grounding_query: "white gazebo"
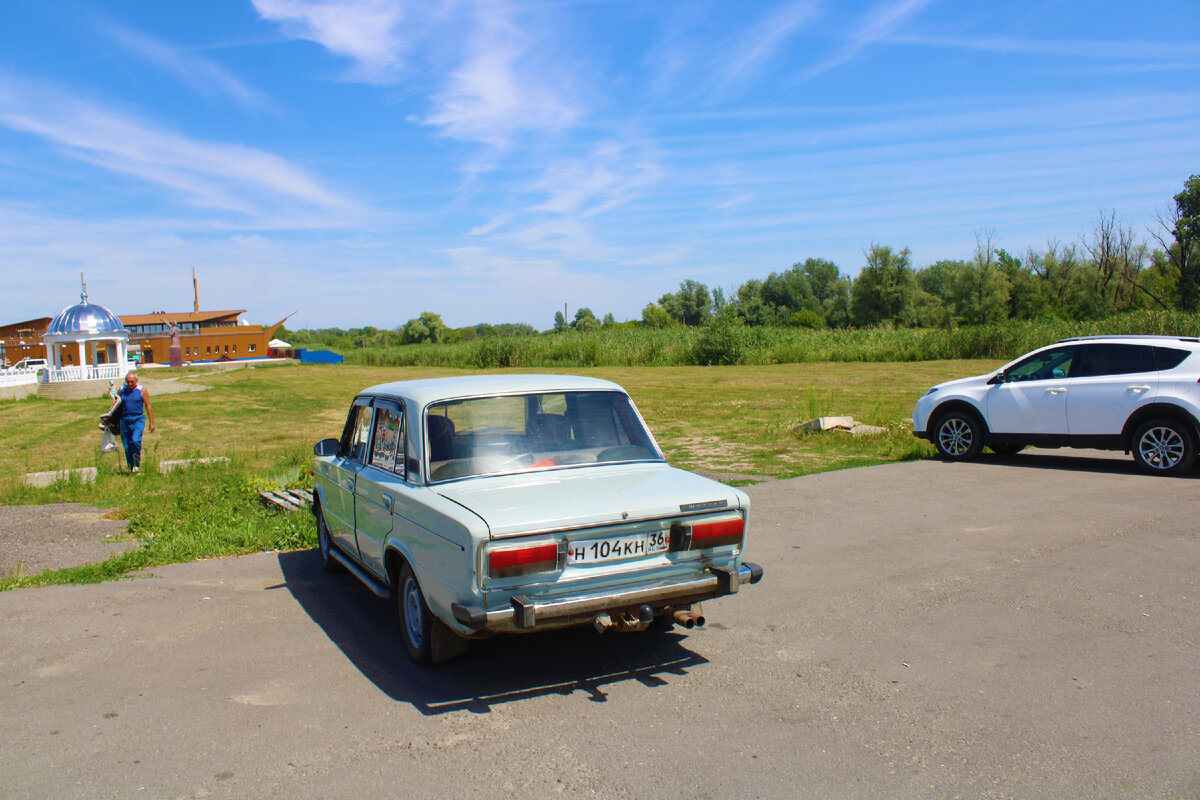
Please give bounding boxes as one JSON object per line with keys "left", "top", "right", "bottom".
{"left": 42, "top": 285, "right": 130, "bottom": 385}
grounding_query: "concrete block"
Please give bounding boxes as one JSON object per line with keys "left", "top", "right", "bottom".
{"left": 158, "top": 457, "right": 231, "bottom": 474}
{"left": 799, "top": 416, "right": 856, "bottom": 433}
{"left": 22, "top": 468, "right": 98, "bottom": 487}
{"left": 850, "top": 424, "right": 889, "bottom": 436}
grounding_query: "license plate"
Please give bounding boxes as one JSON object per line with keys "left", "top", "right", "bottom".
{"left": 566, "top": 531, "right": 669, "bottom": 564}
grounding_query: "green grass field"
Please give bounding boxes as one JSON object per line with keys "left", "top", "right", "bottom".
{"left": 0, "top": 359, "right": 1001, "bottom": 589}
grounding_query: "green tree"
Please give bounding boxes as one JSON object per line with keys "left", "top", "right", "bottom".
{"left": 1152, "top": 174, "right": 1200, "bottom": 310}
{"left": 553, "top": 311, "right": 568, "bottom": 332}
{"left": 851, "top": 245, "right": 918, "bottom": 327}
{"left": 640, "top": 303, "right": 675, "bottom": 328}
{"left": 571, "top": 307, "right": 600, "bottom": 332}
{"left": 801, "top": 258, "right": 842, "bottom": 308}
{"left": 658, "top": 280, "right": 713, "bottom": 326}
{"left": 601, "top": 312, "right": 616, "bottom": 326}
{"left": 949, "top": 235, "right": 1011, "bottom": 325}
{"left": 419, "top": 312, "right": 447, "bottom": 343}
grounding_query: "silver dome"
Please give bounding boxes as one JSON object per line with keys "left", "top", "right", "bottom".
{"left": 47, "top": 299, "right": 127, "bottom": 336}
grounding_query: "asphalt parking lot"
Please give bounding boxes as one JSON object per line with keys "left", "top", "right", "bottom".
{"left": 2, "top": 449, "right": 1198, "bottom": 799}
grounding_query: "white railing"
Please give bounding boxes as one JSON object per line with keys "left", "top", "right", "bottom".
{"left": 0, "top": 367, "right": 41, "bottom": 387}
{"left": 43, "top": 364, "right": 125, "bottom": 383}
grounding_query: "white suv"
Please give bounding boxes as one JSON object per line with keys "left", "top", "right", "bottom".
{"left": 913, "top": 336, "right": 1200, "bottom": 475}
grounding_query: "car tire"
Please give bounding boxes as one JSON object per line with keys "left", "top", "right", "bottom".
{"left": 932, "top": 410, "right": 984, "bottom": 461}
{"left": 315, "top": 506, "right": 343, "bottom": 574}
{"left": 397, "top": 563, "right": 435, "bottom": 666}
{"left": 987, "top": 443, "right": 1026, "bottom": 456}
{"left": 1131, "top": 418, "right": 1197, "bottom": 476}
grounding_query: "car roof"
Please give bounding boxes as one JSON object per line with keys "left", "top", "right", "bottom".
{"left": 1057, "top": 335, "right": 1200, "bottom": 345}
{"left": 358, "top": 373, "right": 626, "bottom": 407}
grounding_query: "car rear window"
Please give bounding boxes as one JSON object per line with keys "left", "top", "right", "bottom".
{"left": 426, "top": 391, "right": 661, "bottom": 482}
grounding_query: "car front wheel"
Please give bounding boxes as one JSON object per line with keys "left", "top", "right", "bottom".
{"left": 933, "top": 411, "right": 984, "bottom": 461}
{"left": 316, "top": 507, "right": 343, "bottom": 574}
{"left": 1131, "top": 418, "right": 1197, "bottom": 476}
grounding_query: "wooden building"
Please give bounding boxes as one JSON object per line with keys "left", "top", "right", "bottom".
{"left": 0, "top": 317, "right": 52, "bottom": 368}
{"left": 3, "top": 272, "right": 292, "bottom": 367}
{"left": 120, "top": 309, "right": 291, "bottom": 364}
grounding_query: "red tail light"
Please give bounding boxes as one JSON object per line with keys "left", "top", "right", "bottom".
{"left": 691, "top": 518, "right": 745, "bottom": 548}
{"left": 672, "top": 518, "right": 744, "bottom": 550}
{"left": 488, "top": 542, "right": 559, "bottom": 579}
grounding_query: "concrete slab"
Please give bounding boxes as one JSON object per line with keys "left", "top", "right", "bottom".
{"left": 20, "top": 467, "right": 98, "bottom": 487}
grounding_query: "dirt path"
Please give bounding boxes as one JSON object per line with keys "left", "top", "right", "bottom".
{"left": 0, "top": 503, "right": 136, "bottom": 576}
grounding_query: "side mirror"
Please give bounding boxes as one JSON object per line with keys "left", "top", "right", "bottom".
{"left": 313, "top": 438, "right": 340, "bottom": 457}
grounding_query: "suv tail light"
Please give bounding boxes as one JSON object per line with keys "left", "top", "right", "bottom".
{"left": 488, "top": 542, "right": 559, "bottom": 579}
{"left": 671, "top": 518, "right": 744, "bottom": 550}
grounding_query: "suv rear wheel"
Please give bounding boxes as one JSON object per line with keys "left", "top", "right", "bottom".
{"left": 933, "top": 410, "right": 984, "bottom": 461}
{"left": 1131, "top": 418, "right": 1197, "bottom": 476}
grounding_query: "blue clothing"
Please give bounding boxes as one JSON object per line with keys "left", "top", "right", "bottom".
{"left": 119, "top": 385, "right": 145, "bottom": 417}
{"left": 120, "top": 414, "right": 145, "bottom": 469}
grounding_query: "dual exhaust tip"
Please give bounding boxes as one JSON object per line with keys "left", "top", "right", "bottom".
{"left": 590, "top": 605, "right": 705, "bottom": 633}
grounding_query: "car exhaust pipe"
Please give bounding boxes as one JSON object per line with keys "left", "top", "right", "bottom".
{"left": 673, "top": 610, "right": 705, "bottom": 628}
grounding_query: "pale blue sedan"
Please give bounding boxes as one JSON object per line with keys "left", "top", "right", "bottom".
{"left": 312, "top": 374, "right": 763, "bottom": 665}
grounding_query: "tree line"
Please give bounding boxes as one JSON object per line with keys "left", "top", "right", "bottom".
{"left": 286, "top": 174, "right": 1199, "bottom": 350}
{"left": 643, "top": 175, "right": 1199, "bottom": 331}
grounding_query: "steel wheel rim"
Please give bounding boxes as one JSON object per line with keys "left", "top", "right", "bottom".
{"left": 1139, "top": 426, "right": 1185, "bottom": 470}
{"left": 318, "top": 517, "right": 330, "bottom": 559}
{"left": 938, "top": 417, "right": 973, "bottom": 456}
{"left": 403, "top": 577, "right": 424, "bottom": 648}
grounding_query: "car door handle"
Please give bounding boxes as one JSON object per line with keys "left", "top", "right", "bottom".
{"left": 344, "top": 479, "right": 354, "bottom": 490}
{"left": 381, "top": 494, "right": 393, "bottom": 511}
{"left": 1045, "top": 387, "right": 1067, "bottom": 395}
{"left": 1127, "top": 385, "right": 1152, "bottom": 392}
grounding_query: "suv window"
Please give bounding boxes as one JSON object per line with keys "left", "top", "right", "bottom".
{"left": 1005, "top": 346, "right": 1078, "bottom": 382}
{"left": 1073, "top": 344, "right": 1156, "bottom": 377}
{"left": 1152, "top": 347, "right": 1191, "bottom": 371}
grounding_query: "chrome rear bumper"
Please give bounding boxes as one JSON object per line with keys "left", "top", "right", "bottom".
{"left": 452, "top": 562, "right": 764, "bottom": 632}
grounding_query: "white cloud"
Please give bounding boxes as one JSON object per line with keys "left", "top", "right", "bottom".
{"left": 716, "top": 0, "right": 821, "bottom": 89}
{"left": 801, "top": 0, "right": 936, "bottom": 80}
{"left": 104, "top": 23, "right": 272, "bottom": 109}
{"left": 421, "top": 8, "right": 581, "bottom": 147}
{"left": 252, "top": 0, "right": 410, "bottom": 82}
{"left": 0, "top": 74, "right": 355, "bottom": 217}
{"left": 890, "top": 35, "right": 1200, "bottom": 62}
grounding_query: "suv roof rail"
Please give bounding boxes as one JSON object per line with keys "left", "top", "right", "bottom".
{"left": 1057, "top": 334, "right": 1200, "bottom": 343}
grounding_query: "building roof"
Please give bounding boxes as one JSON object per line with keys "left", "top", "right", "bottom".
{"left": 47, "top": 300, "right": 127, "bottom": 337}
{"left": 120, "top": 310, "right": 246, "bottom": 326}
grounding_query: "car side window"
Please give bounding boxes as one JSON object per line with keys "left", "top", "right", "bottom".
{"left": 1152, "top": 347, "right": 1190, "bottom": 371}
{"left": 348, "top": 405, "right": 374, "bottom": 463}
{"left": 1005, "top": 347, "right": 1077, "bottom": 382}
{"left": 1074, "top": 344, "right": 1156, "bottom": 377}
{"left": 369, "top": 401, "right": 404, "bottom": 475}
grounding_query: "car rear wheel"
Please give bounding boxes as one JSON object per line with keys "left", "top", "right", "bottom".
{"left": 397, "top": 564, "right": 435, "bottom": 665}
{"left": 316, "top": 507, "right": 343, "bottom": 574}
{"left": 933, "top": 410, "right": 984, "bottom": 461}
{"left": 1131, "top": 418, "right": 1197, "bottom": 476}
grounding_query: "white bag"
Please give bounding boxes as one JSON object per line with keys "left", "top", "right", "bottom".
{"left": 100, "top": 428, "right": 118, "bottom": 454}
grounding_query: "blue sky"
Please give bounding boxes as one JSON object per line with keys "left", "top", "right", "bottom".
{"left": 1, "top": 0, "right": 1197, "bottom": 330}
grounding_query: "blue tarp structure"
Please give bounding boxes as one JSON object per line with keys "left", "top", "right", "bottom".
{"left": 296, "top": 349, "right": 344, "bottom": 365}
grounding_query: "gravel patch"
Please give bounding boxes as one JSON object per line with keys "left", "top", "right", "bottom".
{"left": 0, "top": 503, "right": 137, "bottom": 577}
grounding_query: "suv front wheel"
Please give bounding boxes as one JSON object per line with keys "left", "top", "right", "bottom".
{"left": 933, "top": 410, "right": 984, "bottom": 461}
{"left": 1131, "top": 418, "right": 1197, "bottom": 476}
